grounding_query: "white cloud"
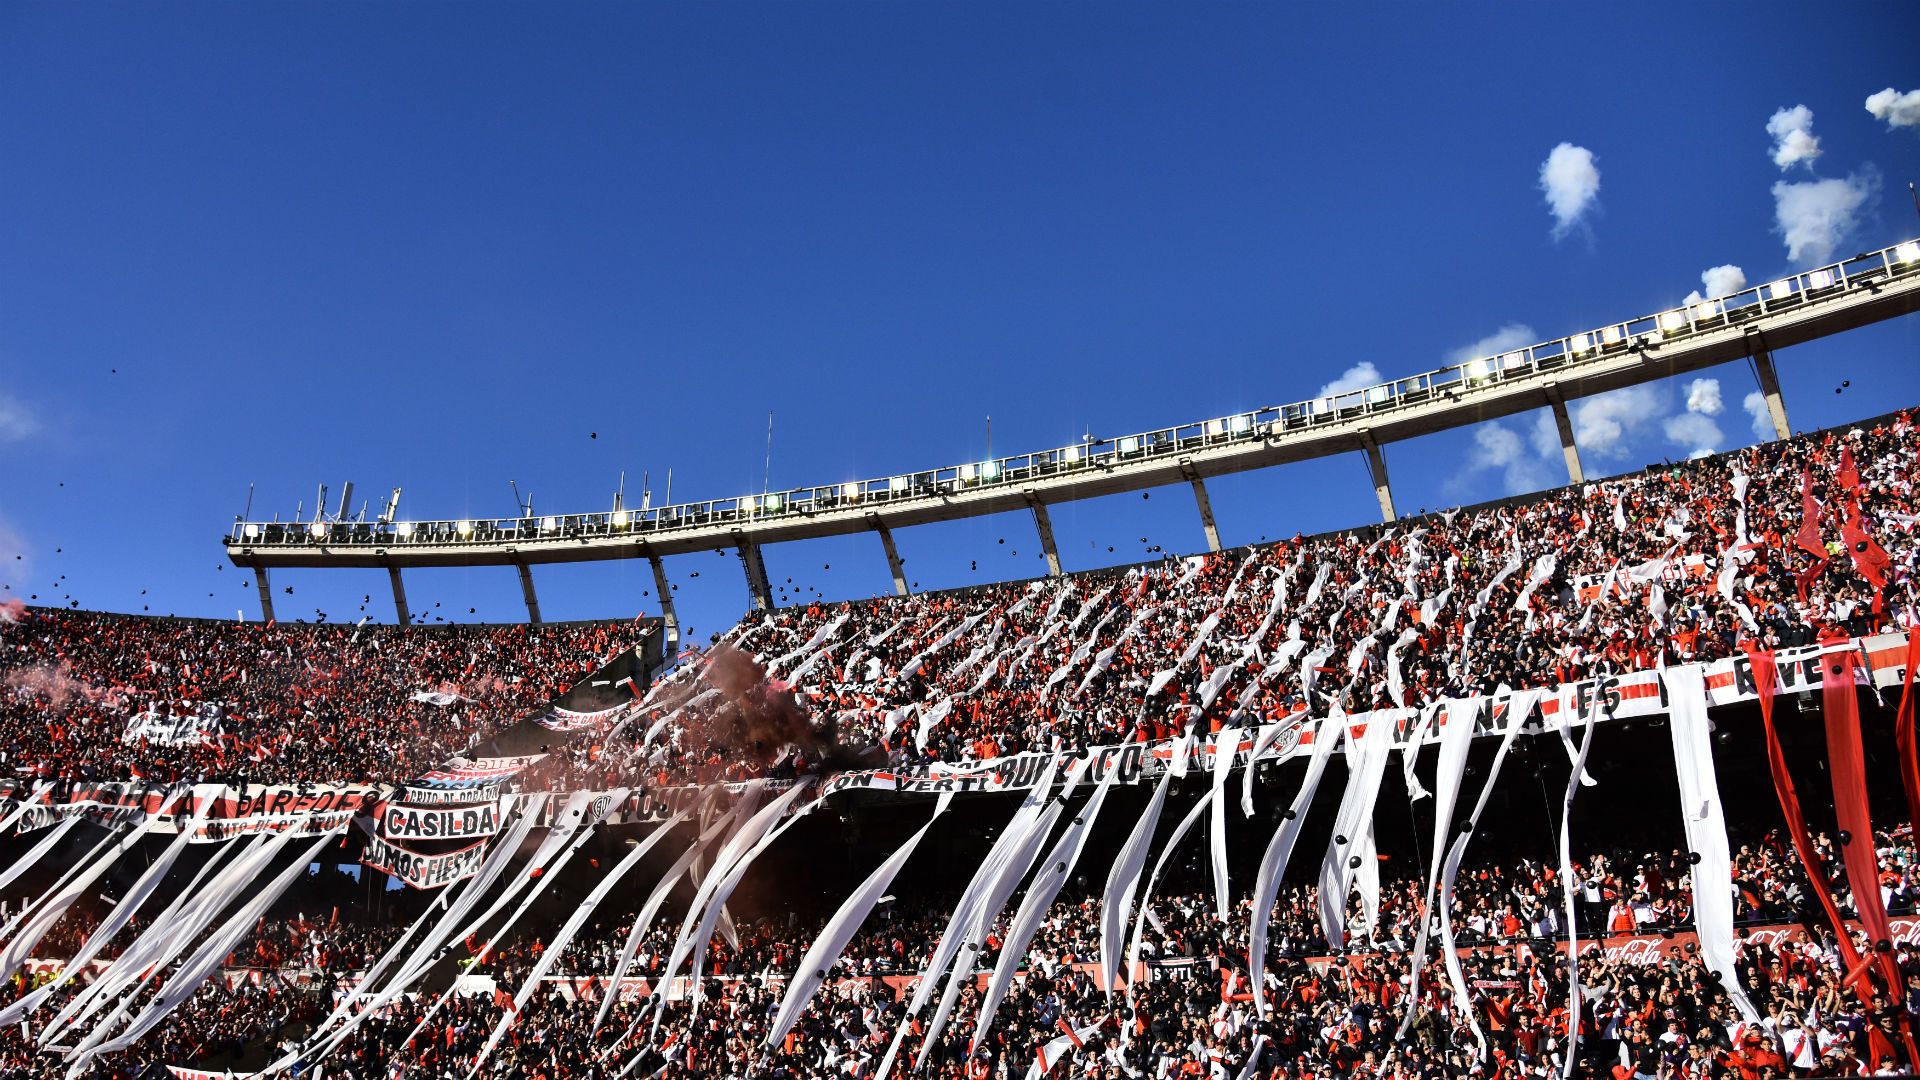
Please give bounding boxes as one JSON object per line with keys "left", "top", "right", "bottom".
{"left": 1700, "top": 265, "right": 1747, "bottom": 299}
{"left": 0, "top": 393, "right": 35, "bottom": 443}
{"left": 1663, "top": 412, "right": 1723, "bottom": 458}
{"left": 1742, "top": 390, "right": 1777, "bottom": 440}
{"left": 1865, "top": 87, "right": 1920, "bottom": 129}
{"left": 1315, "top": 361, "right": 1382, "bottom": 398}
{"left": 1445, "top": 323, "right": 1537, "bottom": 365}
{"left": 1569, "top": 385, "right": 1662, "bottom": 461}
{"left": 1766, "top": 105, "right": 1822, "bottom": 170}
{"left": 1539, "top": 143, "right": 1600, "bottom": 238}
{"left": 1772, "top": 170, "right": 1878, "bottom": 264}
{"left": 1467, "top": 421, "right": 1552, "bottom": 496}
{"left": 1684, "top": 377, "right": 1724, "bottom": 417}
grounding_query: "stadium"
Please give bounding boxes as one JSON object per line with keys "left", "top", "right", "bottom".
{"left": 6, "top": 8, "right": 1920, "bottom": 1080}
{"left": 3, "top": 231, "right": 1919, "bottom": 1078}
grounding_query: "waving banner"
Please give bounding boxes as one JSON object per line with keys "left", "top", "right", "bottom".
{"left": 122, "top": 705, "right": 224, "bottom": 747}
{"left": 380, "top": 802, "right": 503, "bottom": 841}
{"left": 360, "top": 835, "right": 489, "bottom": 890}
{"left": 398, "top": 782, "right": 503, "bottom": 807}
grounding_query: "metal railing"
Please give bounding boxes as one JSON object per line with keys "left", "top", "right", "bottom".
{"left": 227, "top": 237, "right": 1920, "bottom": 554}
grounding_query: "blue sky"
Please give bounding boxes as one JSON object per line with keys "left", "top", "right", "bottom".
{"left": 2, "top": 3, "right": 1918, "bottom": 643}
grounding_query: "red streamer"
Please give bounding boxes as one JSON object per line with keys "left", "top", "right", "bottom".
{"left": 1819, "top": 644, "right": 1904, "bottom": 1003}
{"left": 1741, "top": 646, "right": 1863, "bottom": 981}
{"left": 1899, "top": 628, "right": 1920, "bottom": 838}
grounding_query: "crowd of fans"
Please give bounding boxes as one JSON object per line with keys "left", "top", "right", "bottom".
{"left": 0, "top": 818, "right": 1912, "bottom": 1068}
{"left": 3, "top": 819, "right": 1917, "bottom": 1077}
{"left": 0, "top": 613, "right": 639, "bottom": 786}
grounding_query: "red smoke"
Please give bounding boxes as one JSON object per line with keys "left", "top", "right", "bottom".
{"left": 5, "top": 662, "right": 115, "bottom": 710}
{"left": 683, "top": 645, "right": 866, "bottom": 774}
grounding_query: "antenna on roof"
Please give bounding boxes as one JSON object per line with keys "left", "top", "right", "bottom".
{"left": 510, "top": 480, "right": 533, "bottom": 518}
{"left": 335, "top": 482, "right": 354, "bottom": 522}
{"left": 380, "top": 488, "right": 402, "bottom": 525}
{"left": 641, "top": 471, "right": 651, "bottom": 511}
{"left": 313, "top": 485, "right": 327, "bottom": 523}
{"left": 242, "top": 483, "right": 254, "bottom": 521}
{"left": 613, "top": 472, "right": 625, "bottom": 512}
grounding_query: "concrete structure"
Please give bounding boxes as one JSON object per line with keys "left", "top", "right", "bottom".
{"left": 225, "top": 238, "right": 1920, "bottom": 617}
{"left": 516, "top": 563, "right": 542, "bottom": 624}
{"left": 1543, "top": 382, "right": 1585, "bottom": 484}
{"left": 388, "top": 566, "right": 410, "bottom": 625}
{"left": 870, "top": 517, "right": 909, "bottom": 596}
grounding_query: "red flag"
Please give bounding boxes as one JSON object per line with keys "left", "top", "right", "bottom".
{"left": 1841, "top": 505, "right": 1892, "bottom": 589}
{"left": 1837, "top": 445, "right": 1862, "bottom": 493}
{"left": 1796, "top": 470, "right": 1828, "bottom": 560}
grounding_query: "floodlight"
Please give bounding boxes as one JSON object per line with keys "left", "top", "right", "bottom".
{"left": 456, "top": 520, "right": 473, "bottom": 537}
{"left": 959, "top": 464, "right": 976, "bottom": 482}
{"left": 1061, "top": 444, "right": 1081, "bottom": 463}
{"left": 1365, "top": 385, "right": 1389, "bottom": 405}
{"left": 1768, "top": 279, "right": 1795, "bottom": 300}
{"left": 244, "top": 524, "right": 260, "bottom": 539}
{"left": 1118, "top": 436, "right": 1139, "bottom": 453}
{"left": 1568, "top": 332, "right": 1591, "bottom": 353}
{"left": 1465, "top": 359, "right": 1489, "bottom": 381}
{"left": 310, "top": 521, "right": 328, "bottom": 539}
{"left": 1600, "top": 327, "right": 1621, "bottom": 345}
{"left": 1230, "top": 414, "right": 1253, "bottom": 434}
{"left": 541, "top": 517, "right": 557, "bottom": 533}
{"left": 841, "top": 482, "right": 861, "bottom": 500}
{"left": 611, "top": 511, "right": 629, "bottom": 528}
{"left": 1895, "top": 242, "right": 1920, "bottom": 265}
{"left": 889, "top": 476, "right": 908, "bottom": 493}
{"left": 1807, "top": 269, "right": 1834, "bottom": 289}
{"left": 763, "top": 494, "right": 783, "bottom": 511}
{"left": 397, "top": 522, "right": 414, "bottom": 538}
{"left": 1658, "top": 310, "right": 1687, "bottom": 333}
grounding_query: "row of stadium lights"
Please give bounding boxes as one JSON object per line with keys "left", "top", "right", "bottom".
{"left": 238, "top": 241, "right": 1920, "bottom": 547}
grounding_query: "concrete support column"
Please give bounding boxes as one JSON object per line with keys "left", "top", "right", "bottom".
{"left": 254, "top": 567, "right": 276, "bottom": 623}
{"left": 1025, "top": 493, "right": 1063, "bottom": 578}
{"left": 516, "top": 563, "right": 543, "bottom": 624}
{"left": 870, "top": 518, "right": 909, "bottom": 596}
{"left": 1544, "top": 383, "right": 1585, "bottom": 484}
{"left": 1359, "top": 431, "right": 1396, "bottom": 522}
{"left": 735, "top": 536, "right": 773, "bottom": 611}
{"left": 649, "top": 555, "right": 680, "bottom": 658}
{"left": 387, "top": 566, "right": 411, "bottom": 625}
{"left": 1751, "top": 345, "right": 1791, "bottom": 440}
{"left": 1179, "top": 459, "right": 1221, "bottom": 553}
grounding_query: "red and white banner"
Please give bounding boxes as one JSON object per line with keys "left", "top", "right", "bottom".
{"left": 360, "top": 834, "right": 488, "bottom": 889}
{"left": 379, "top": 801, "right": 503, "bottom": 841}
{"left": 397, "top": 781, "right": 504, "bottom": 807}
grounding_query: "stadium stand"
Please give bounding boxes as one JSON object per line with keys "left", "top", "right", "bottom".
{"left": 597, "top": 410, "right": 1916, "bottom": 789}
{"left": 0, "top": 616, "right": 643, "bottom": 786}
{"left": 0, "top": 410, "right": 1917, "bottom": 1079}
